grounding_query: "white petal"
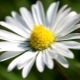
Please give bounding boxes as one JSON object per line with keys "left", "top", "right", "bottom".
{"left": 43, "top": 50, "right": 54, "bottom": 69}
{"left": 7, "top": 50, "right": 34, "bottom": 72}
{"left": 7, "top": 51, "right": 32, "bottom": 72}
{"left": 36, "top": 1, "right": 45, "bottom": 25}
{"left": 0, "top": 22, "right": 29, "bottom": 38}
{"left": 17, "top": 59, "right": 31, "bottom": 70}
{"left": 0, "top": 36, "right": 24, "bottom": 43}
{"left": 31, "top": 5, "right": 39, "bottom": 25}
{"left": 5, "top": 16, "right": 30, "bottom": 34}
{"left": 46, "top": 2, "right": 56, "bottom": 27}
{"left": 56, "top": 5, "right": 68, "bottom": 18}
{"left": 57, "top": 33, "right": 80, "bottom": 41}
{"left": 55, "top": 11, "right": 77, "bottom": 30}
{"left": 56, "top": 14, "right": 80, "bottom": 36}
{"left": 5, "top": 15, "right": 30, "bottom": 34}
{"left": 11, "top": 11, "right": 31, "bottom": 33}
{"left": 61, "top": 24, "right": 80, "bottom": 36}
{"left": 55, "top": 54, "right": 69, "bottom": 68}
{"left": 0, "top": 30, "right": 26, "bottom": 41}
{"left": 5, "top": 16, "right": 19, "bottom": 26}
{"left": 46, "top": 48, "right": 57, "bottom": 59}
{"left": 19, "top": 51, "right": 38, "bottom": 63}
{"left": 53, "top": 11, "right": 77, "bottom": 35}
{"left": 20, "top": 7, "right": 34, "bottom": 30}
{"left": 7, "top": 57, "right": 21, "bottom": 72}
{"left": 0, "top": 51, "right": 22, "bottom": 62}
{"left": 36, "top": 52, "right": 44, "bottom": 72}
{"left": 22, "top": 58, "right": 35, "bottom": 78}
{"left": 52, "top": 43, "right": 74, "bottom": 58}
{"left": 52, "top": 8, "right": 71, "bottom": 31}
{"left": 60, "top": 41, "right": 80, "bottom": 49}
{"left": 17, "top": 51, "right": 38, "bottom": 69}
{"left": 0, "top": 42, "right": 28, "bottom": 51}
{"left": 46, "top": 2, "right": 59, "bottom": 28}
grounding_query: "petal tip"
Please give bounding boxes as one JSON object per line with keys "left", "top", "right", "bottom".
{"left": 69, "top": 53, "right": 74, "bottom": 59}
{"left": 64, "top": 64, "right": 69, "bottom": 68}
{"left": 7, "top": 67, "right": 12, "bottom": 72}
{"left": 48, "top": 66, "right": 53, "bottom": 69}
{"left": 0, "top": 21, "right": 3, "bottom": 24}
{"left": 11, "top": 11, "right": 16, "bottom": 15}
{"left": 39, "top": 68, "right": 44, "bottom": 72}
{"left": 36, "top": 0, "right": 41, "bottom": 3}
{"left": 22, "top": 70, "right": 29, "bottom": 79}
{"left": 22, "top": 74, "right": 27, "bottom": 79}
{"left": 20, "top": 7, "right": 25, "bottom": 11}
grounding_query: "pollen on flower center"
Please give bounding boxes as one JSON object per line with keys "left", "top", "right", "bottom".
{"left": 30, "top": 25, "right": 55, "bottom": 50}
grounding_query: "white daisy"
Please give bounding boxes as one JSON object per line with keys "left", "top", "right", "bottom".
{"left": 0, "top": 1, "right": 80, "bottom": 78}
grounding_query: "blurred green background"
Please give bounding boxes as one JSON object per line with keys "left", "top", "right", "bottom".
{"left": 0, "top": 0, "right": 80, "bottom": 80}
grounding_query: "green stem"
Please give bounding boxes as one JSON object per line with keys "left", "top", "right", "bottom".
{"left": 54, "top": 60, "right": 69, "bottom": 80}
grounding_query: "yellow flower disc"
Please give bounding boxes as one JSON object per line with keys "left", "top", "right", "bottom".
{"left": 30, "top": 25, "right": 55, "bottom": 50}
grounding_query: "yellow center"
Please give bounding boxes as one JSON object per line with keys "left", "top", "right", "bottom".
{"left": 30, "top": 25, "right": 55, "bottom": 50}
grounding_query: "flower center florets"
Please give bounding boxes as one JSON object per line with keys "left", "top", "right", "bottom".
{"left": 30, "top": 25, "right": 55, "bottom": 50}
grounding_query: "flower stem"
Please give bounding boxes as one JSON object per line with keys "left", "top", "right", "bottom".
{"left": 54, "top": 60, "right": 69, "bottom": 80}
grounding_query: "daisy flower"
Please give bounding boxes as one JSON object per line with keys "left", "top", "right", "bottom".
{"left": 0, "top": 1, "right": 80, "bottom": 78}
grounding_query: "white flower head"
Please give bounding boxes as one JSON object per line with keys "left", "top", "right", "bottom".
{"left": 0, "top": 1, "right": 80, "bottom": 78}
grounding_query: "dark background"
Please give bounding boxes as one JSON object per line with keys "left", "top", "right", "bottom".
{"left": 0, "top": 0, "right": 80, "bottom": 80}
